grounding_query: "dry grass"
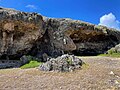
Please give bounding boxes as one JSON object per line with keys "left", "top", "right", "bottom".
{"left": 0, "top": 56, "right": 120, "bottom": 90}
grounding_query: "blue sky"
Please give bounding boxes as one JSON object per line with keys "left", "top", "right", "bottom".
{"left": 0, "top": 0, "right": 120, "bottom": 29}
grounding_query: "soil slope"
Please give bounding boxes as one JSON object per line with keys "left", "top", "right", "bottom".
{"left": 0, "top": 56, "right": 120, "bottom": 90}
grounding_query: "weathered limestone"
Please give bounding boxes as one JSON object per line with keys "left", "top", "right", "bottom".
{"left": 0, "top": 7, "right": 120, "bottom": 66}
{"left": 0, "top": 7, "right": 45, "bottom": 60}
{"left": 41, "top": 18, "right": 120, "bottom": 56}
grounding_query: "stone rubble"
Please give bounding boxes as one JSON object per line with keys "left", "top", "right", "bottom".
{"left": 39, "top": 54, "right": 83, "bottom": 72}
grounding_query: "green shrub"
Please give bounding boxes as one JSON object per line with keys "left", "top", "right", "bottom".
{"left": 99, "top": 53, "right": 120, "bottom": 57}
{"left": 20, "top": 61, "right": 43, "bottom": 69}
{"left": 107, "top": 48, "right": 116, "bottom": 54}
{"left": 66, "top": 58, "right": 72, "bottom": 65}
{"left": 98, "top": 47, "right": 120, "bottom": 57}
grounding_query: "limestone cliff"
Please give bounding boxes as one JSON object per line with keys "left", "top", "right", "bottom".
{"left": 0, "top": 7, "right": 45, "bottom": 59}
{"left": 40, "top": 18, "right": 120, "bottom": 56}
{"left": 0, "top": 7, "right": 120, "bottom": 60}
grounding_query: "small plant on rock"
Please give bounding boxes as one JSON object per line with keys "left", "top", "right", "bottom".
{"left": 66, "top": 58, "right": 72, "bottom": 65}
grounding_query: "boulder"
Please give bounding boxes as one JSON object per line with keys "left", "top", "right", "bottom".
{"left": 20, "top": 55, "right": 33, "bottom": 65}
{"left": 114, "top": 44, "right": 120, "bottom": 53}
{"left": 39, "top": 54, "right": 83, "bottom": 72}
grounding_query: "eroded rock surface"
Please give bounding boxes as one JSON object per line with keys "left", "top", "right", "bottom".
{"left": 0, "top": 7, "right": 45, "bottom": 60}
{"left": 0, "top": 7, "right": 120, "bottom": 63}
{"left": 42, "top": 18, "right": 120, "bottom": 56}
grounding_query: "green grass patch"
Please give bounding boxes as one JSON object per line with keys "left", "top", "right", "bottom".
{"left": 99, "top": 53, "right": 120, "bottom": 58}
{"left": 20, "top": 61, "right": 43, "bottom": 69}
{"left": 99, "top": 47, "right": 120, "bottom": 58}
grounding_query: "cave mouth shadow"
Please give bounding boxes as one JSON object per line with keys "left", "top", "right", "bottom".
{"left": 0, "top": 54, "right": 22, "bottom": 60}
{"left": 72, "top": 50, "right": 102, "bottom": 56}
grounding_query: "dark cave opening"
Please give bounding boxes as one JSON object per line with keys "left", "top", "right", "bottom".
{"left": 69, "top": 32, "right": 120, "bottom": 56}
{"left": 72, "top": 49, "right": 101, "bottom": 56}
{"left": 0, "top": 54, "right": 8, "bottom": 60}
{"left": 0, "top": 54, "right": 22, "bottom": 60}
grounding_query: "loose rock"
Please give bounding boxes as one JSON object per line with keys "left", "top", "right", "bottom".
{"left": 39, "top": 54, "right": 83, "bottom": 72}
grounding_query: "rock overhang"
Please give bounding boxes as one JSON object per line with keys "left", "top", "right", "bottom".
{"left": 0, "top": 7, "right": 120, "bottom": 60}
{"left": 0, "top": 7, "right": 45, "bottom": 59}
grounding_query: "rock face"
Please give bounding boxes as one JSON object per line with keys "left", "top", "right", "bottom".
{"left": 38, "top": 18, "right": 120, "bottom": 57}
{"left": 39, "top": 54, "right": 83, "bottom": 72}
{"left": 0, "top": 7, "right": 120, "bottom": 62}
{"left": 0, "top": 7, "right": 45, "bottom": 60}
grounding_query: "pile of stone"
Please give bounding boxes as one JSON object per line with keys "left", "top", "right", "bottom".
{"left": 39, "top": 54, "right": 83, "bottom": 72}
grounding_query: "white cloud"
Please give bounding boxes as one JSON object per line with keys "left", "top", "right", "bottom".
{"left": 26, "top": 5, "right": 37, "bottom": 9}
{"left": 99, "top": 13, "right": 120, "bottom": 30}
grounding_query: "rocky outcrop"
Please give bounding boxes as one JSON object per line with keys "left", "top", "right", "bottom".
{"left": 0, "top": 7, "right": 120, "bottom": 63}
{"left": 39, "top": 54, "right": 83, "bottom": 72}
{"left": 40, "top": 18, "right": 120, "bottom": 56}
{"left": 0, "top": 7, "right": 45, "bottom": 60}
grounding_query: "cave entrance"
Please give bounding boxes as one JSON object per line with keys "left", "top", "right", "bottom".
{"left": 72, "top": 49, "right": 100, "bottom": 56}
{"left": 0, "top": 54, "right": 8, "bottom": 60}
{"left": 0, "top": 54, "right": 21, "bottom": 60}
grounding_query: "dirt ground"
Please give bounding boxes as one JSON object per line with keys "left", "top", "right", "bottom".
{"left": 0, "top": 56, "right": 120, "bottom": 90}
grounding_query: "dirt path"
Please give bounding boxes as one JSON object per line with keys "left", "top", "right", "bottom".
{"left": 0, "top": 56, "right": 120, "bottom": 90}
